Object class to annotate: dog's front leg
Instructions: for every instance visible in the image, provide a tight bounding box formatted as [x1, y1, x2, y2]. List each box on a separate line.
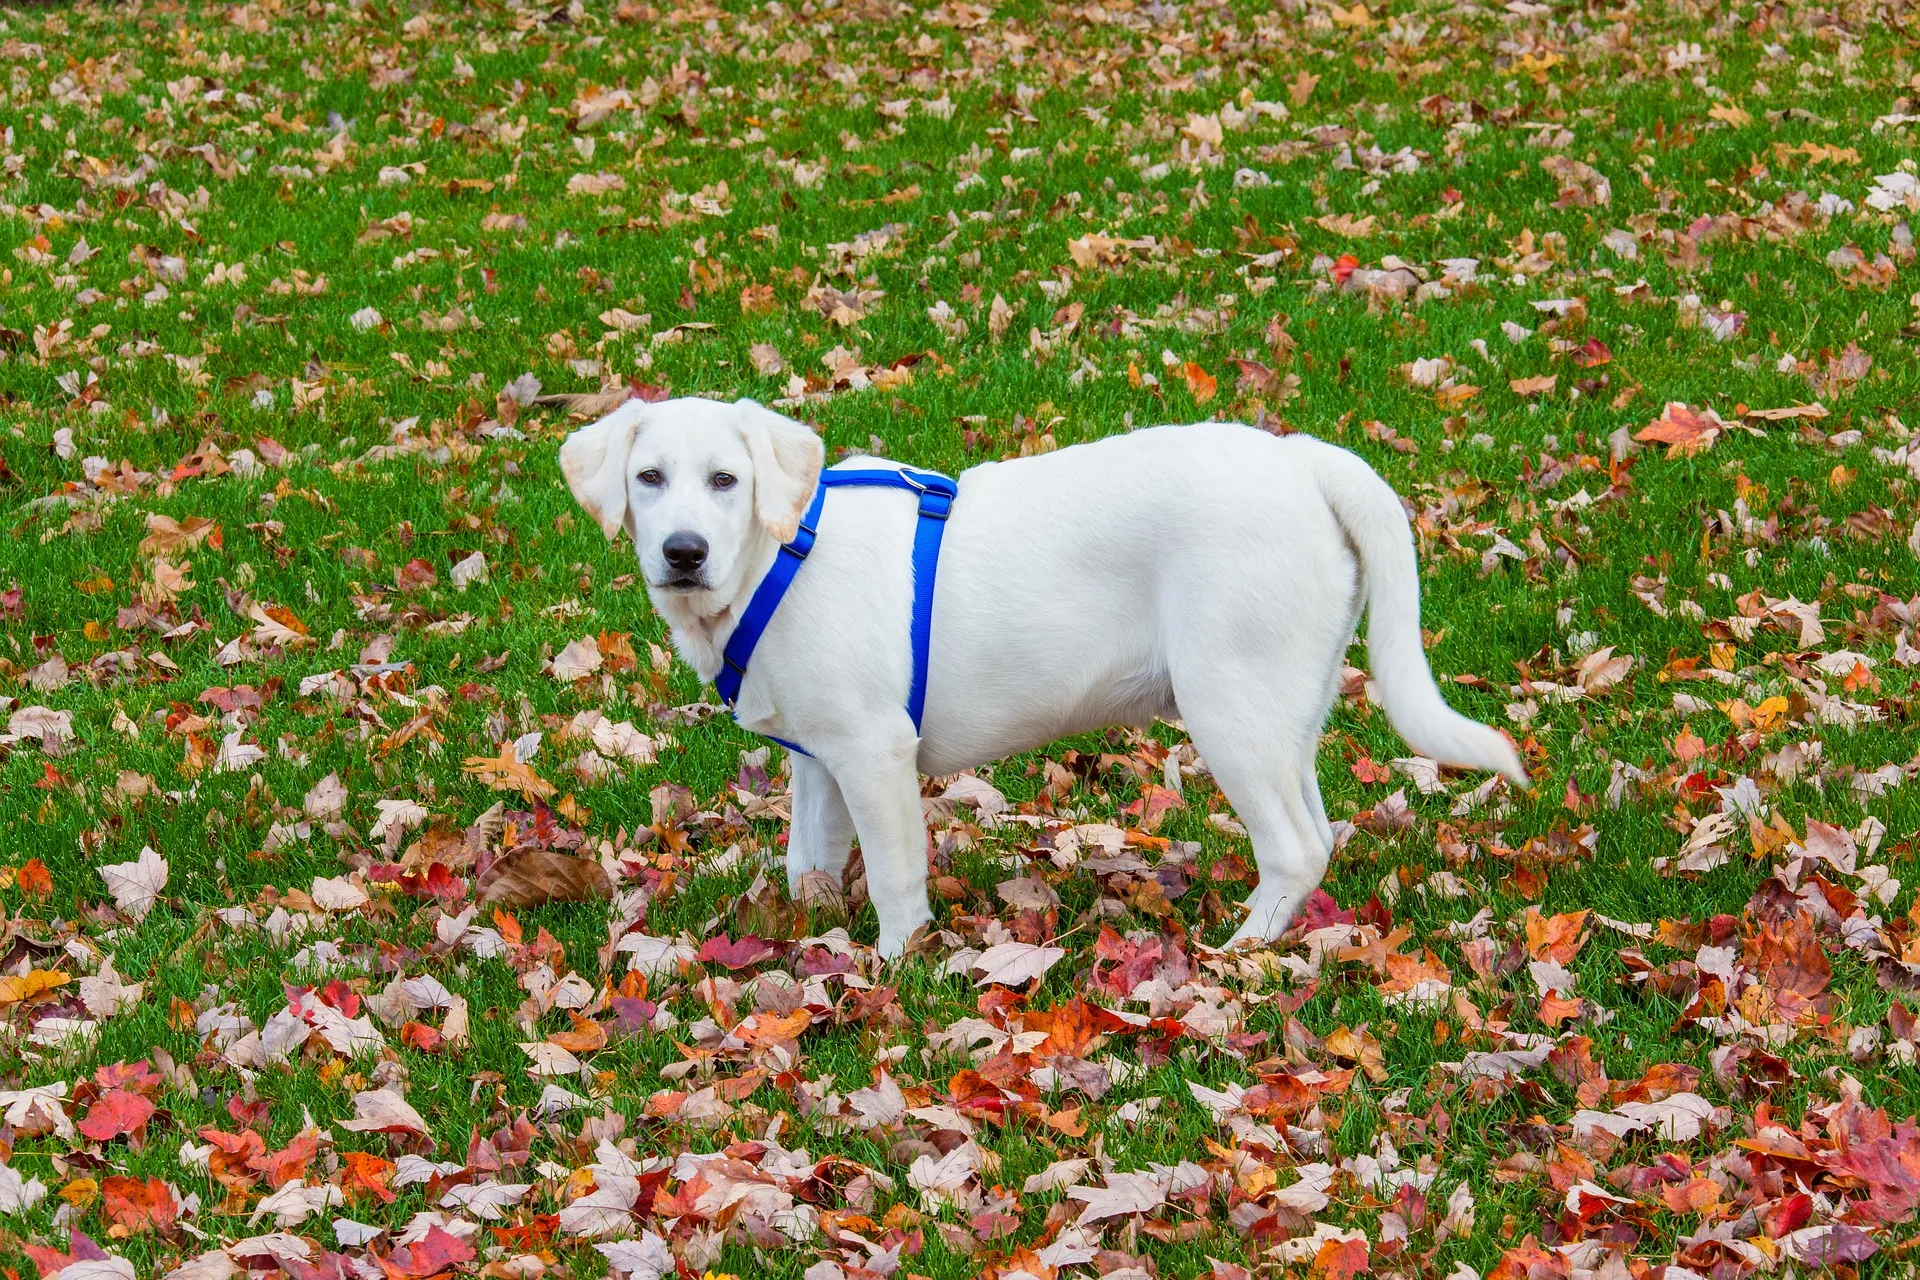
[819, 720, 934, 958]
[786, 753, 854, 898]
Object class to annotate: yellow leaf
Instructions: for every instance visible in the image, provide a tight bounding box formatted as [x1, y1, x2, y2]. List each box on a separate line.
[0, 968, 69, 1006]
[1323, 1024, 1387, 1082]
[462, 750, 558, 800]
[1329, 2, 1372, 27]
[1515, 51, 1562, 82]
[1708, 102, 1752, 128]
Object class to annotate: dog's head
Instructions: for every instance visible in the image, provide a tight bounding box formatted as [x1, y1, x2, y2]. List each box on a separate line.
[558, 396, 824, 606]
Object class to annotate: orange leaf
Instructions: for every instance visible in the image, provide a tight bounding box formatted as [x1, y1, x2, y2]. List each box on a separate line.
[16, 858, 51, 900]
[1313, 1236, 1370, 1280]
[1635, 402, 1722, 456]
[1180, 361, 1218, 405]
[100, 1175, 176, 1233]
[1524, 908, 1590, 962]
[400, 1021, 445, 1053]
[547, 1010, 613, 1054]
[337, 1150, 398, 1204]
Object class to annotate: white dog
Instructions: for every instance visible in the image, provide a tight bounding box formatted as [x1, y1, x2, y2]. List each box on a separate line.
[561, 396, 1525, 956]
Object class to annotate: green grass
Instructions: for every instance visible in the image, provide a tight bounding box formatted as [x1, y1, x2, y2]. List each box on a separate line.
[0, 0, 1918, 1275]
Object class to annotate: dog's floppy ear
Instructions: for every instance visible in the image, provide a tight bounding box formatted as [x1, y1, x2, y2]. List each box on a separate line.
[737, 399, 824, 543]
[558, 402, 643, 540]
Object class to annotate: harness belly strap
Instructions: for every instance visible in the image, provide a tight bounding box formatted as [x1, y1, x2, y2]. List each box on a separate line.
[712, 465, 956, 756]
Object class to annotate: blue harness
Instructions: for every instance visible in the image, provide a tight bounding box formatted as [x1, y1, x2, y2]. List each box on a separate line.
[713, 465, 957, 755]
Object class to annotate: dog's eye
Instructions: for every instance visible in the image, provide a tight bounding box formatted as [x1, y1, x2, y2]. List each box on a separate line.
[637, 468, 664, 486]
[710, 472, 737, 491]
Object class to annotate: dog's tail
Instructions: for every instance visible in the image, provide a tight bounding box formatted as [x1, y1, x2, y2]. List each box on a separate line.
[1314, 443, 1529, 787]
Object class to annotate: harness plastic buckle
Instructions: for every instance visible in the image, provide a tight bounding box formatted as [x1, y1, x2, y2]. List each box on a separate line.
[904, 469, 956, 520]
[781, 520, 818, 559]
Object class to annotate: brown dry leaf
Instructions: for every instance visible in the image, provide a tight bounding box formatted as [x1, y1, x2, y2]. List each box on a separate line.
[739, 283, 777, 315]
[1323, 1024, 1387, 1082]
[139, 515, 219, 558]
[147, 559, 195, 602]
[1315, 213, 1376, 239]
[1288, 70, 1320, 107]
[1743, 402, 1826, 421]
[1067, 235, 1127, 270]
[476, 849, 612, 907]
[1509, 374, 1557, 397]
[749, 343, 786, 376]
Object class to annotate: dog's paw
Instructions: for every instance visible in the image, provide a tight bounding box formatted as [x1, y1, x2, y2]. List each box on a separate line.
[1223, 893, 1297, 948]
[874, 912, 937, 960]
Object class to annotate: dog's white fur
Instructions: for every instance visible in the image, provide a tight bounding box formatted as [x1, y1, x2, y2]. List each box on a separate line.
[562, 397, 1526, 956]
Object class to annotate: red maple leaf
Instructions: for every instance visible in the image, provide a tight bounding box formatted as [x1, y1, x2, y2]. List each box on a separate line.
[93, 1059, 164, 1096]
[77, 1090, 155, 1143]
[249, 1129, 321, 1187]
[377, 1225, 475, 1280]
[401, 1021, 445, 1053]
[1119, 783, 1184, 833]
[24, 1232, 111, 1279]
[1091, 926, 1164, 997]
[489, 1215, 559, 1249]
[1294, 889, 1356, 932]
[228, 1095, 272, 1129]
[696, 934, 779, 970]
[1349, 756, 1393, 785]
[319, 978, 362, 1018]
[16, 858, 51, 900]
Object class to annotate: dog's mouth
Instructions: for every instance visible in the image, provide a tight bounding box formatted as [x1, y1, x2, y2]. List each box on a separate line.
[657, 575, 707, 593]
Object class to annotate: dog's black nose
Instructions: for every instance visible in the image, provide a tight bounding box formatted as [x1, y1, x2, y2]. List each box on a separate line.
[662, 531, 708, 573]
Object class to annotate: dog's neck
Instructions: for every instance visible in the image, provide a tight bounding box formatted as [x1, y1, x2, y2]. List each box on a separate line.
[649, 535, 782, 683]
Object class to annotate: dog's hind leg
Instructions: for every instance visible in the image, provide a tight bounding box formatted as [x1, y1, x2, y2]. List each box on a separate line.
[787, 753, 855, 897]
[1173, 640, 1345, 947]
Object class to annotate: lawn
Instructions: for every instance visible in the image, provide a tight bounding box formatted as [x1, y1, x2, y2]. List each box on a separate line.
[0, 0, 1917, 1275]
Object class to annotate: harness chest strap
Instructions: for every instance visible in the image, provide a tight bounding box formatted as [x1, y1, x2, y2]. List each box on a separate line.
[712, 466, 957, 755]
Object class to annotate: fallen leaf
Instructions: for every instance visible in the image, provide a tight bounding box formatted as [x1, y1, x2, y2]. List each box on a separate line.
[475, 850, 612, 907]
[1068, 1170, 1170, 1225]
[973, 942, 1067, 988]
[98, 847, 167, 921]
[77, 1091, 154, 1143]
[337, 1088, 429, 1136]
